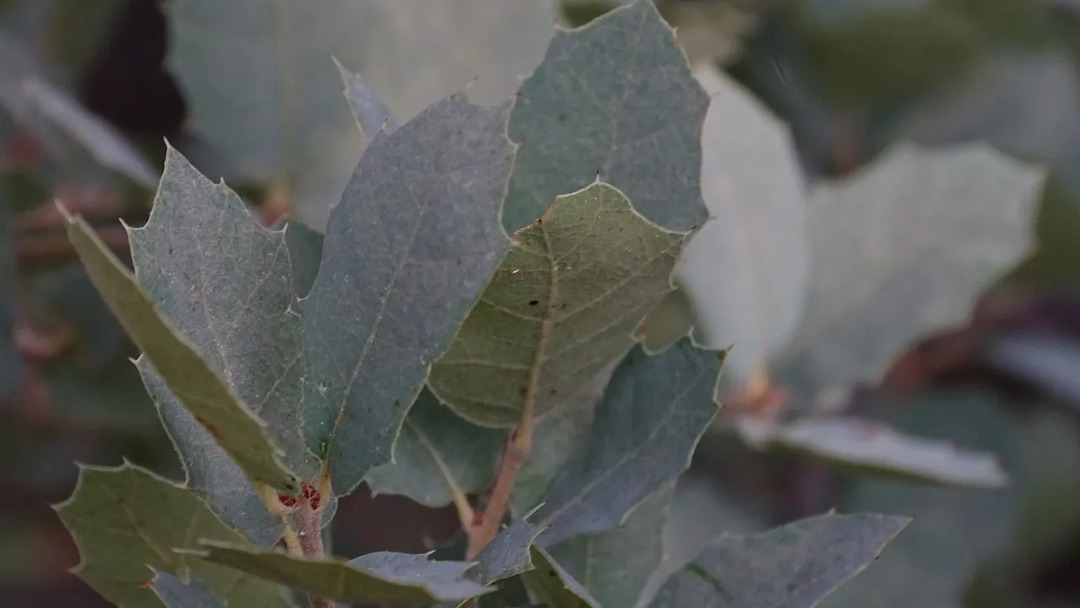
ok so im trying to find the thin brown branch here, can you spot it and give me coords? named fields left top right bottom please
left=466, top=418, right=534, bottom=559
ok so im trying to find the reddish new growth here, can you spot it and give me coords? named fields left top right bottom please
left=277, top=492, right=298, bottom=508
left=300, top=480, right=322, bottom=511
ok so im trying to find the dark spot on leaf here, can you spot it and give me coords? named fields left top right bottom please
left=519, top=386, right=528, bottom=397
left=529, top=300, right=539, bottom=306
left=557, top=113, right=566, bottom=122
left=194, top=415, right=223, bottom=439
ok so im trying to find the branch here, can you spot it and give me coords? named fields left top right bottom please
left=466, top=410, right=535, bottom=559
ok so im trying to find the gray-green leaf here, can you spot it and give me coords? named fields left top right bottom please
left=194, top=542, right=492, bottom=605
left=649, top=513, right=909, bottom=608
left=550, top=482, right=674, bottom=608
left=776, top=142, right=1044, bottom=403
left=503, top=0, right=709, bottom=233
left=335, top=58, right=398, bottom=140
left=467, top=519, right=544, bottom=586
left=130, top=145, right=316, bottom=542
left=60, top=206, right=299, bottom=495
left=428, top=181, right=685, bottom=427
left=301, top=93, right=514, bottom=496
left=534, top=339, right=722, bottom=546
left=366, top=388, right=503, bottom=508
left=54, top=464, right=293, bottom=608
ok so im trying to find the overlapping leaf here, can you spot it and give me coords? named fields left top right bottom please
left=648, top=513, right=909, bottom=608
left=550, top=483, right=674, bottom=608
left=194, top=542, right=491, bottom=605
left=467, top=518, right=544, bottom=585
left=366, top=388, right=503, bottom=508
left=300, top=93, right=514, bottom=495
left=533, top=339, right=722, bottom=546
left=152, top=572, right=226, bottom=608
left=674, top=63, right=809, bottom=387
left=129, top=145, right=318, bottom=542
left=335, top=58, right=399, bottom=141
left=737, top=415, right=1009, bottom=488
left=776, top=142, right=1044, bottom=402
left=502, top=0, right=709, bottom=233
left=428, top=182, right=685, bottom=427
left=520, top=546, right=600, bottom=608
left=166, top=0, right=553, bottom=228
left=54, top=464, right=293, bottom=608
left=60, top=206, right=299, bottom=495
left=511, top=363, right=613, bottom=515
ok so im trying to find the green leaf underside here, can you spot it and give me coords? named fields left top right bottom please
left=335, top=58, right=399, bottom=140
left=152, top=571, right=226, bottom=608
left=550, top=483, right=674, bottom=608
left=502, top=0, right=709, bottom=234
left=429, top=181, right=686, bottom=428
left=195, top=542, right=491, bottom=604
left=54, top=464, right=292, bottom=608
left=467, top=519, right=544, bottom=586
left=737, top=415, right=1009, bottom=488
left=776, top=142, right=1043, bottom=403
left=521, top=546, right=601, bottom=608
left=300, top=92, right=513, bottom=496
left=675, top=64, right=809, bottom=386
left=534, top=339, right=722, bottom=546
left=60, top=207, right=299, bottom=495
left=366, top=388, right=503, bottom=508
left=648, top=513, right=910, bottom=608
left=131, top=145, right=316, bottom=543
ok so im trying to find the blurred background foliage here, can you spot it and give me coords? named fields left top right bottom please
left=1, top=0, right=1079, bottom=606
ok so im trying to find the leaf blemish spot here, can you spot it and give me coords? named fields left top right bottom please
left=528, top=300, right=539, bottom=306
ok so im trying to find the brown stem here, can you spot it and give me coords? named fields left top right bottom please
left=466, top=417, right=534, bottom=559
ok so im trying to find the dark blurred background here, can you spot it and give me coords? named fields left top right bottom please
left=2, top=0, right=1080, bottom=606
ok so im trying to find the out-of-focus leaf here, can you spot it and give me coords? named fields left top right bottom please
left=128, top=145, right=318, bottom=541
left=18, top=78, right=158, bottom=186
left=366, top=388, right=502, bottom=508
left=301, top=93, right=513, bottom=496
left=983, top=331, right=1080, bottom=406
left=550, top=483, right=674, bottom=608
left=166, top=0, right=554, bottom=229
left=0, top=33, right=157, bottom=185
left=151, top=571, right=226, bottom=608
left=194, top=542, right=492, bottom=605
left=59, top=205, right=300, bottom=495
left=775, top=142, right=1044, bottom=403
left=503, top=0, right=709, bottom=233
left=648, top=513, right=909, bottom=608
left=674, top=63, right=808, bottom=388
left=520, top=546, right=600, bottom=608
left=428, top=182, right=685, bottom=427
left=41, top=356, right=158, bottom=430
left=737, top=415, right=1009, bottom=488
left=510, top=362, right=612, bottom=515
left=0, top=199, right=18, bottom=402
left=54, top=464, right=293, bottom=608
left=467, top=519, right=543, bottom=585
left=818, top=391, right=1050, bottom=607
left=898, top=51, right=1080, bottom=175
left=533, top=339, right=722, bottom=546
left=335, top=58, right=399, bottom=141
